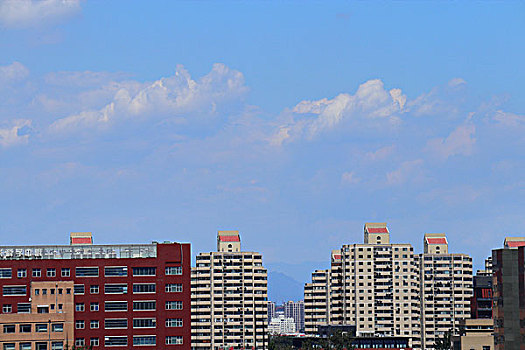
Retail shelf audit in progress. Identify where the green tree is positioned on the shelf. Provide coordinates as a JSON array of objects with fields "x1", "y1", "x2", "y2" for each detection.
[{"x1": 433, "y1": 329, "x2": 452, "y2": 350}]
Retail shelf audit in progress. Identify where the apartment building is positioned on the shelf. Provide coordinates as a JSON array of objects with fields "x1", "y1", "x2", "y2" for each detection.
[
  {"x1": 0, "y1": 232, "x2": 191, "y2": 350},
  {"x1": 191, "y1": 231, "x2": 268, "y2": 350},
  {"x1": 284, "y1": 300, "x2": 304, "y2": 333},
  {"x1": 268, "y1": 314, "x2": 296, "y2": 334},
  {"x1": 492, "y1": 244, "x2": 525, "y2": 350},
  {"x1": 304, "y1": 223, "x2": 422, "y2": 349},
  {"x1": 418, "y1": 234, "x2": 473, "y2": 349}
]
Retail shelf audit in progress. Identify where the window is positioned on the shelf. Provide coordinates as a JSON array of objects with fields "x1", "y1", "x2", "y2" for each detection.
[
  {"x1": 32, "y1": 268, "x2": 41, "y2": 277},
  {"x1": 75, "y1": 339, "x2": 85, "y2": 347},
  {"x1": 166, "y1": 318, "x2": 183, "y2": 327},
  {"x1": 17, "y1": 269, "x2": 27, "y2": 278},
  {"x1": 51, "y1": 342, "x2": 63, "y2": 350},
  {"x1": 133, "y1": 284, "x2": 156, "y2": 294},
  {"x1": 133, "y1": 336, "x2": 156, "y2": 346},
  {"x1": 35, "y1": 343, "x2": 47, "y2": 350},
  {"x1": 165, "y1": 284, "x2": 183, "y2": 292},
  {"x1": 90, "y1": 320, "x2": 99, "y2": 329},
  {"x1": 0, "y1": 268, "x2": 12, "y2": 278},
  {"x1": 104, "y1": 284, "x2": 128, "y2": 294},
  {"x1": 90, "y1": 285, "x2": 99, "y2": 294},
  {"x1": 20, "y1": 344, "x2": 31, "y2": 350},
  {"x1": 61, "y1": 268, "x2": 70, "y2": 277},
  {"x1": 166, "y1": 336, "x2": 183, "y2": 345},
  {"x1": 42, "y1": 289, "x2": 47, "y2": 295},
  {"x1": 104, "y1": 318, "x2": 128, "y2": 329},
  {"x1": 104, "y1": 301, "x2": 128, "y2": 312},
  {"x1": 36, "y1": 323, "x2": 48, "y2": 332},
  {"x1": 58, "y1": 288, "x2": 62, "y2": 295},
  {"x1": 90, "y1": 338, "x2": 99, "y2": 347},
  {"x1": 133, "y1": 301, "x2": 156, "y2": 311},
  {"x1": 58, "y1": 304, "x2": 63, "y2": 311},
  {"x1": 91, "y1": 302, "x2": 99, "y2": 311},
  {"x1": 75, "y1": 320, "x2": 85, "y2": 329},
  {"x1": 105, "y1": 266, "x2": 127, "y2": 277},
  {"x1": 37, "y1": 306, "x2": 49, "y2": 314},
  {"x1": 66, "y1": 288, "x2": 71, "y2": 294},
  {"x1": 20, "y1": 324, "x2": 31, "y2": 332},
  {"x1": 3, "y1": 285, "x2": 26, "y2": 296},
  {"x1": 104, "y1": 336, "x2": 127, "y2": 346},
  {"x1": 47, "y1": 268, "x2": 56, "y2": 277},
  {"x1": 76, "y1": 267, "x2": 99, "y2": 277},
  {"x1": 2, "y1": 304, "x2": 12, "y2": 313},
  {"x1": 74, "y1": 285, "x2": 85, "y2": 294},
  {"x1": 52, "y1": 323, "x2": 63, "y2": 332},
  {"x1": 76, "y1": 303, "x2": 85, "y2": 312},
  {"x1": 3, "y1": 324, "x2": 15, "y2": 333},
  {"x1": 166, "y1": 301, "x2": 183, "y2": 310},
  {"x1": 166, "y1": 266, "x2": 182, "y2": 275},
  {"x1": 132, "y1": 267, "x2": 156, "y2": 276},
  {"x1": 133, "y1": 318, "x2": 156, "y2": 328},
  {"x1": 3, "y1": 344, "x2": 15, "y2": 350}
]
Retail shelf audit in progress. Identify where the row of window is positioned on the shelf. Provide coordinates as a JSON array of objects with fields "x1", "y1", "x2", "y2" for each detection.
[
  {"x1": 0, "y1": 266, "x2": 182, "y2": 279},
  {"x1": 73, "y1": 318, "x2": 183, "y2": 329},
  {"x1": 3, "y1": 323, "x2": 63, "y2": 333},
  {"x1": 1, "y1": 336, "x2": 183, "y2": 349}
]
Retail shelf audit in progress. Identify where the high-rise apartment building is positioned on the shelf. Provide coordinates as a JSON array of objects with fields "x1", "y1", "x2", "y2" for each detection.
[
  {"x1": 191, "y1": 231, "x2": 268, "y2": 350},
  {"x1": 284, "y1": 300, "x2": 304, "y2": 333},
  {"x1": 492, "y1": 244, "x2": 525, "y2": 350},
  {"x1": 418, "y1": 234, "x2": 473, "y2": 349},
  {"x1": 304, "y1": 223, "x2": 422, "y2": 349},
  {"x1": 470, "y1": 275, "x2": 492, "y2": 319},
  {"x1": 267, "y1": 301, "x2": 276, "y2": 324},
  {"x1": 0, "y1": 232, "x2": 191, "y2": 350}
]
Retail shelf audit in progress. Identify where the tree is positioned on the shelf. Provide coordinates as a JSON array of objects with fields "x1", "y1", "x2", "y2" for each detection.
[{"x1": 433, "y1": 329, "x2": 452, "y2": 350}]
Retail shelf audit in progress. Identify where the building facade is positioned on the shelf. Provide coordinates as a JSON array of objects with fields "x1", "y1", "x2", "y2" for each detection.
[
  {"x1": 0, "y1": 232, "x2": 191, "y2": 350},
  {"x1": 470, "y1": 275, "x2": 492, "y2": 319},
  {"x1": 492, "y1": 246, "x2": 525, "y2": 350},
  {"x1": 304, "y1": 223, "x2": 422, "y2": 349},
  {"x1": 268, "y1": 314, "x2": 296, "y2": 335},
  {"x1": 191, "y1": 231, "x2": 268, "y2": 350},
  {"x1": 419, "y1": 234, "x2": 473, "y2": 349},
  {"x1": 284, "y1": 300, "x2": 304, "y2": 333}
]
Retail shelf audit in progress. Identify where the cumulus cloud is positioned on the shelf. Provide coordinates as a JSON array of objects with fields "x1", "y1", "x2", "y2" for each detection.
[
  {"x1": 0, "y1": 0, "x2": 81, "y2": 29},
  {"x1": 0, "y1": 119, "x2": 32, "y2": 147},
  {"x1": 366, "y1": 145, "x2": 395, "y2": 161},
  {"x1": 341, "y1": 171, "x2": 360, "y2": 185},
  {"x1": 271, "y1": 79, "x2": 406, "y2": 145},
  {"x1": 426, "y1": 121, "x2": 476, "y2": 160},
  {"x1": 0, "y1": 62, "x2": 29, "y2": 84},
  {"x1": 49, "y1": 64, "x2": 248, "y2": 134},
  {"x1": 407, "y1": 78, "x2": 467, "y2": 117}
]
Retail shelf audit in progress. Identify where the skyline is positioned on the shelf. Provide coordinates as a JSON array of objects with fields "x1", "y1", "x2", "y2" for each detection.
[{"x1": 1, "y1": 0, "x2": 524, "y2": 285}]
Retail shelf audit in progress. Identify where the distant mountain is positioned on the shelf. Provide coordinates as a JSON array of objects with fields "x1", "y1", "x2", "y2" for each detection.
[{"x1": 267, "y1": 271, "x2": 304, "y2": 303}]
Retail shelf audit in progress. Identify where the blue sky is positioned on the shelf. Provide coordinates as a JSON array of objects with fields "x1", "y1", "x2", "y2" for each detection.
[{"x1": 0, "y1": 0, "x2": 524, "y2": 284}]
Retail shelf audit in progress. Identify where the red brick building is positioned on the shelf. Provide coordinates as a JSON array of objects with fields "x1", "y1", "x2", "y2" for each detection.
[{"x1": 0, "y1": 233, "x2": 191, "y2": 350}]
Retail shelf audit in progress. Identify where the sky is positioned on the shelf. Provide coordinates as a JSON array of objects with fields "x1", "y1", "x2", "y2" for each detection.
[{"x1": 0, "y1": 0, "x2": 524, "y2": 285}]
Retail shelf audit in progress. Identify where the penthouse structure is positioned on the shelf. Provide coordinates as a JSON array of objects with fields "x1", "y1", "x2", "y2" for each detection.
[
  {"x1": 419, "y1": 234, "x2": 473, "y2": 349},
  {"x1": 304, "y1": 223, "x2": 422, "y2": 349},
  {"x1": 191, "y1": 231, "x2": 268, "y2": 350},
  {"x1": 0, "y1": 232, "x2": 191, "y2": 350}
]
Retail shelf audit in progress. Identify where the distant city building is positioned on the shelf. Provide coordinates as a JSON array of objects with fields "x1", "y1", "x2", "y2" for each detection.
[
  {"x1": 492, "y1": 243, "x2": 525, "y2": 350},
  {"x1": 268, "y1": 314, "x2": 296, "y2": 334},
  {"x1": 268, "y1": 301, "x2": 276, "y2": 324},
  {"x1": 284, "y1": 300, "x2": 304, "y2": 333},
  {"x1": 0, "y1": 232, "x2": 191, "y2": 350},
  {"x1": 191, "y1": 231, "x2": 268, "y2": 350}
]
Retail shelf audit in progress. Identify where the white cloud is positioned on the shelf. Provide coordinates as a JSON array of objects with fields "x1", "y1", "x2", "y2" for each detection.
[
  {"x1": 0, "y1": 62, "x2": 29, "y2": 83},
  {"x1": 272, "y1": 79, "x2": 405, "y2": 144},
  {"x1": 386, "y1": 159, "x2": 424, "y2": 185},
  {"x1": 493, "y1": 110, "x2": 525, "y2": 127},
  {"x1": 49, "y1": 64, "x2": 248, "y2": 134},
  {"x1": 366, "y1": 145, "x2": 395, "y2": 161},
  {"x1": 0, "y1": 0, "x2": 81, "y2": 28},
  {"x1": 0, "y1": 119, "x2": 32, "y2": 147},
  {"x1": 426, "y1": 122, "x2": 476, "y2": 160}
]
